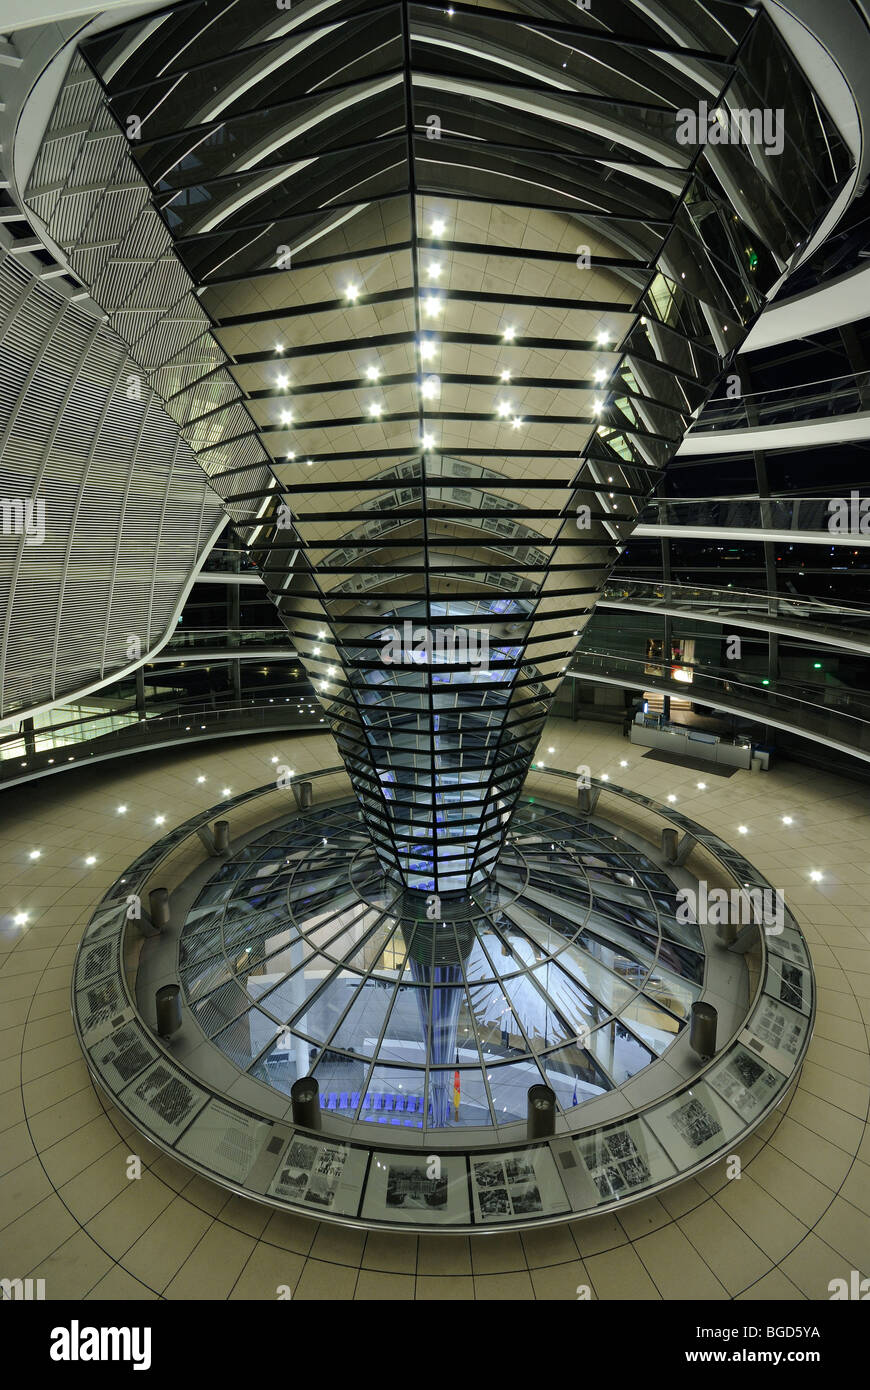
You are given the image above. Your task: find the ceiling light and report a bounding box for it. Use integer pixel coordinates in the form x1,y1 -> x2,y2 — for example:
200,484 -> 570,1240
601,773 -> 609,781
593,399 -> 604,414
697,782 -> 706,790
500,369 -> 511,382
738,825 -> 748,834
276,373 -> 289,389
782,816 -> 793,825
497,400 -> 512,418
85,855 -> 96,866
29,849 -> 41,860
667,794 -> 676,802
431,218 -> 446,236
318,630 -> 326,639
511,416 -> 523,429
421,378 -> 439,399
366,365 -> 380,381
547,746 -> 555,754
155,815 -> 166,825
13,913 -> 28,927
222,787 -> 231,797
197,776 -> 206,784
116,805 -> 127,814
423,296 -> 440,316
810,870 -> 823,882
421,433 -> 435,449
596,330 -> 610,346
419,340 -> 436,361
345,283 -> 360,301
594,369 -> 607,384
502,325 -> 516,341
619,760 -> 628,767
280,409 -> 293,425
368,402 -> 383,417
428,262 -> 442,278
275,343 -> 284,354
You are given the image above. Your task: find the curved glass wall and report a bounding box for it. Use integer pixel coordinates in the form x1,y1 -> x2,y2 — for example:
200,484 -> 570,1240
179,799 -> 703,1130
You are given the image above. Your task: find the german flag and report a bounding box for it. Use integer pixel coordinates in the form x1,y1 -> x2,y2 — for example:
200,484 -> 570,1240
453,1069 -> 461,1118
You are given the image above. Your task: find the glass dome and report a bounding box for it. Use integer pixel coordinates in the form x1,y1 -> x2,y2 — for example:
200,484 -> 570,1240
179,798 -> 704,1131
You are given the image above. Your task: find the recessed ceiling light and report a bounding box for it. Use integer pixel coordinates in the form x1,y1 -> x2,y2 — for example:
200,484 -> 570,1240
428,262 -> 442,278
280,409 -> 293,425
421,378 -> 439,399
810,870 -> 823,882
85,855 -> 96,866
500,369 -> 511,382
345,283 -> 360,301
271,756 -> 279,764
601,773 -> 609,781
275,343 -> 284,354
368,402 -> 383,417
502,325 -> 516,341
419,340 -> 436,361
547,746 -> 555,753
29,849 -> 41,860
276,373 -> 289,389
421,433 -> 435,449
196,776 -> 206,784
697,782 -> 706,790
738,825 -> 748,834
497,400 -> 512,418
13,913 -> 28,927
619,760 -> 628,767
667,794 -> 676,802
782,816 -> 793,825
222,788 -> 231,797
423,296 -> 440,316
116,805 -> 127,814
366,365 -> 380,381
431,218 -> 446,236
596,330 -> 610,346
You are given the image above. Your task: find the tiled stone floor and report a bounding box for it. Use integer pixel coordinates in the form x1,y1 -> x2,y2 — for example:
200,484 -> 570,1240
1,719 -> 868,1300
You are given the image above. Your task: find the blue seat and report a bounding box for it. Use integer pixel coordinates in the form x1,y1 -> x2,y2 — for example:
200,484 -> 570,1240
391,1117 -> 402,1125
350,1091 -> 360,1110
373,1094 -> 383,1111
319,1093 -> 328,1109
395,1096 -> 405,1113
327,1092 -> 338,1110
378,1115 -> 388,1124
339,1091 -> 349,1110
406,1096 -> 416,1114
362,1092 -> 372,1111
384,1095 -> 394,1112
404,1117 -> 415,1127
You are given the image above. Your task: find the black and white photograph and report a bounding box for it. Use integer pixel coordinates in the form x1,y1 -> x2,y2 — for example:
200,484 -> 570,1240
669,1096 -> 723,1150
385,1165 -> 448,1210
